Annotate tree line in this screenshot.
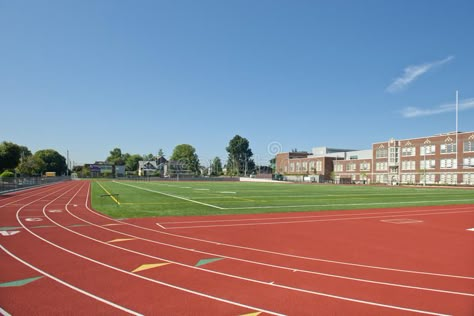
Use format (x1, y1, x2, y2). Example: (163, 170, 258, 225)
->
(0, 141, 67, 177)
(102, 135, 256, 176)
(1, 134, 259, 177)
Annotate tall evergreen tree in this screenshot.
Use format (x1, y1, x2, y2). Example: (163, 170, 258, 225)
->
(226, 135, 255, 176)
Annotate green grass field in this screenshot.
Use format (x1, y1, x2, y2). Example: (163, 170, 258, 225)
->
(90, 180, 474, 218)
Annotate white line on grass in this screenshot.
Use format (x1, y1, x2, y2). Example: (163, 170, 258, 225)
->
(224, 198, 474, 210)
(113, 181, 224, 210)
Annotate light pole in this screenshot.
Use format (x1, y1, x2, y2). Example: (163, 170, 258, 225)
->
(423, 147, 426, 186)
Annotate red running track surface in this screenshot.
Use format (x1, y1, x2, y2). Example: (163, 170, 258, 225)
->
(1, 180, 473, 315)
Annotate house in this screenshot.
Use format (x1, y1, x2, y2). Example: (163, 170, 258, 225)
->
(138, 156, 169, 177)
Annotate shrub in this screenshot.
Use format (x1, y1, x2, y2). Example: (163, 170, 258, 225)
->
(0, 170, 15, 178)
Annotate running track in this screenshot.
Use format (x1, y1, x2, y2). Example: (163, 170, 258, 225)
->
(0, 180, 473, 315)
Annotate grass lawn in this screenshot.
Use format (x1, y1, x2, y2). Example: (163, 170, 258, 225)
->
(90, 180, 474, 218)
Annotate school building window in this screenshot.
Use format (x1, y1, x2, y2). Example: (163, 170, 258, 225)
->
(440, 143, 456, 154)
(376, 148, 388, 158)
(464, 141, 474, 152)
(402, 147, 416, 156)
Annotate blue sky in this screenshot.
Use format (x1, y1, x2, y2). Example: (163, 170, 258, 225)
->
(1, 0, 473, 166)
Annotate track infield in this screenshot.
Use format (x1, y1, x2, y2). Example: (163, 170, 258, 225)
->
(1, 180, 473, 315)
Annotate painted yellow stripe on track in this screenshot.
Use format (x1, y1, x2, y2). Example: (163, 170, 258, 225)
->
(96, 181, 121, 205)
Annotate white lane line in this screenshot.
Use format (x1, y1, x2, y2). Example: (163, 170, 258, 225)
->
(380, 219, 423, 224)
(75, 204, 474, 297)
(32, 184, 284, 316)
(51, 190, 454, 316)
(156, 223, 166, 230)
(82, 185, 474, 281)
(109, 212, 474, 281)
(0, 245, 142, 316)
(5, 183, 142, 315)
(0, 306, 11, 316)
(225, 198, 474, 210)
(70, 185, 474, 298)
(0, 183, 67, 208)
(158, 206, 474, 224)
(160, 210, 474, 230)
(113, 181, 224, 209)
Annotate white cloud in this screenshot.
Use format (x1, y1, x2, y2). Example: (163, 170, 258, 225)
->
(401, 98, 474, 118)
(386, 56, 454, 93)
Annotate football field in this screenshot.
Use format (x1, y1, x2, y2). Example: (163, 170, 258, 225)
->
(91, 180, 474, 218)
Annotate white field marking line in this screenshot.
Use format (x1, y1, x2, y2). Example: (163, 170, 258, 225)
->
(113, 181, 224, 209)
(83, 187, 474, 281)
(161, 210, 474, 230)
(43, 184, 284, 316)
(224, 198, 474, 210)
(211, 192, 474, 200)
(4, 184, 141, 314)
(0, 245, 142, 316)
(76, 188, 474, 297)
(158, 206, 474, 224)
(51, 187, 459, 314)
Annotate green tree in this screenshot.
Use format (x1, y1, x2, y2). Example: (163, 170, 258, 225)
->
(226, 135, 255, 176)
(19, 146, 32, 159)
(34, 149, 67, 175)
(210, 157, 223, 176)
(0, 141, 22, 172)
(143, 153, 154, 160)
(106, 148, 125, 165)
(17, 155, 46, 176)
(269, 157, 276, 174)
(125, 154, 143, 171)
(170, 144, 200, 175)
(158, 148, 165, 157)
